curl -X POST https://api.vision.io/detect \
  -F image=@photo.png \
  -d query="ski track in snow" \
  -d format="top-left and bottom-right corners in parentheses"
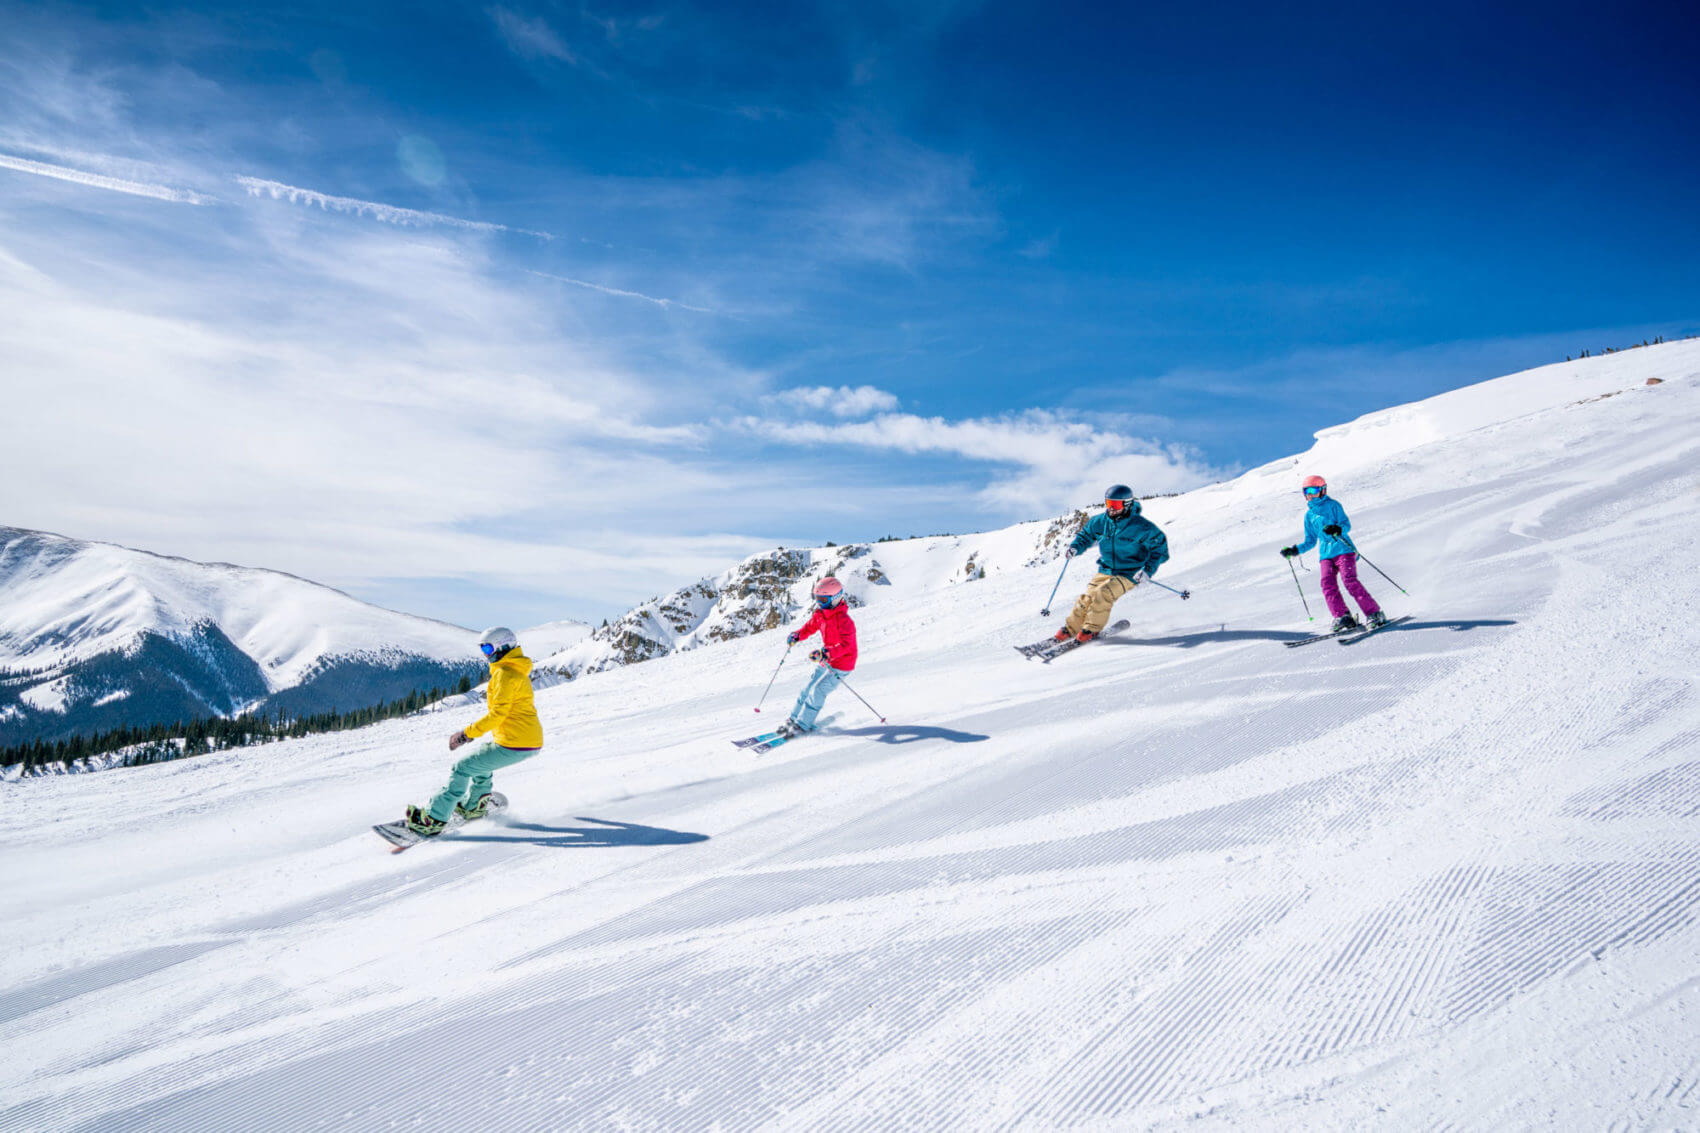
top-left (2, 346), bottom-right (1699, 1130)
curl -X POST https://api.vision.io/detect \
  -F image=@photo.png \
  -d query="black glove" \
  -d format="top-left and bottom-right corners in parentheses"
top-left (810, 648), bottom-right (825, 663)
top-left (1322, 524), bottom-right (1342, 537)
top-left (1280, 546), bottom-right (1299, 558)
top-left (786, 632), bottom-right (800, 646)
top-left (449, 729), bottom-right (470, 751)
top-left (1064, 547), bottom-right (1077, 558)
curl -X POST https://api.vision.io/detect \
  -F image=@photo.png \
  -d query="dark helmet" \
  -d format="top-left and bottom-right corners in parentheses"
top-left (1104, 484), bottom-right (1136, 516)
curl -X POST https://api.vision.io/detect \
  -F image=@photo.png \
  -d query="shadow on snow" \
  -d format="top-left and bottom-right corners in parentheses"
top-left (453, 817), bottom-right (709, 849)
top-left (1338, 618), bottom-right (1516, 643)
top-left (829, 724), bottom-right (990, 745)
top-left (1112, 618), bottom-right (1517, 650)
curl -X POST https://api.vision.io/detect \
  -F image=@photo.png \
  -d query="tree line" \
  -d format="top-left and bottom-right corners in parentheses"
top-left (2, 673), bottom-right (477, 776)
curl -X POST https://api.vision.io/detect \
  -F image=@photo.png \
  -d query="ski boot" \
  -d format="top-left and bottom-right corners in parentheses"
top-left (1365, 610), bottom-right (1389, 629)
top-left (404, 805), bottom-right (446, 837)
top-left (455, 794), bottom-right (495, 820)
top-left (777, 718), bottom-right (805, 739)
top-left (1330, 614), bottom-right (1362, 634)
top-left (1075, 629), bottom-right (1098, 643)
top-left (1052, 628), bottom-right (1072, 643)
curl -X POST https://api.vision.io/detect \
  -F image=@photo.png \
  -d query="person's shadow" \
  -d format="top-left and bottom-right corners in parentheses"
top-left (454, 817), bottom-right (709, 848)
top-left (1338, 618), bottom-right (1515, 644)
top-left (831, 724), bottom-right (989, 745)
top-left (1109, 628), bottom-right (1315, 648)
top-left (1111, 618), bottom-right (1517, 649)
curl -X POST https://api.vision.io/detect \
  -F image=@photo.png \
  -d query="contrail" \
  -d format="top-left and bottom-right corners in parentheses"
top-left (527, 269), bottom-right (714, 313)
top-left (0, 152), bottom-right (212, 204)
top-left (237, 176), bottom-right (552, 239)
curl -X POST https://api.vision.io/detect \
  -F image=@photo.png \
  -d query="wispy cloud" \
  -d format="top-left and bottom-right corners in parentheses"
top-left (734, 409), bottom-right (1221, 514)
top-left (526, 269), bottom-right (715, 313)
top-left (0, 151), bottom-right (212, 204)
top-left (766, 385), bottom-right (899, 417)
top-left (488, 7), bottom-right (578, 64)
top-left (236, 176), bottom-right (552, 239)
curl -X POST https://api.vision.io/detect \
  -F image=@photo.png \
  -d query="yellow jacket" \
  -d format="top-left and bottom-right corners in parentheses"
top-left (465, 650), bottom-right (544, 749)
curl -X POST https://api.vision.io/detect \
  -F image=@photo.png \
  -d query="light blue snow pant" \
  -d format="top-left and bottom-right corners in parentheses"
top-left (428, 741), bottom-right (539, 822)
top-left (789, 665), bottom-right (844, 731)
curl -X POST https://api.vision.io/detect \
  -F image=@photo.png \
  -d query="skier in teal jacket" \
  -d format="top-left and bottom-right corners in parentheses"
top-left (1055, 484), bottom-right (1170, 644)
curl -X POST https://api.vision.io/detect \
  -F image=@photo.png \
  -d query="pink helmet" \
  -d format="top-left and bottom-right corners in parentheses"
top-left (812, 576), bottom-right (844, 606)
top-left (1301, 475), bottom-right (1327, 489)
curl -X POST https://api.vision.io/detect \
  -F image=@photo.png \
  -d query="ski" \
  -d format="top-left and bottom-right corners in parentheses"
top-left (1283, 626), bottom-right (1356, 648)
top-left (373, 792), bottom-right (507, 853)
top-left (1016, 619), bottom-right (1131, 662)
top-left (1337, 614), bottom-right (1412, 644)
top-left (1283, 615), bottom-right (1411, 648)
top-left (732, 732), bottom-right (783, 749)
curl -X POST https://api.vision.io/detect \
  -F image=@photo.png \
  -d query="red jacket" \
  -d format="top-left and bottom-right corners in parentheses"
top-left (795, 603), bottom-right (858, 671)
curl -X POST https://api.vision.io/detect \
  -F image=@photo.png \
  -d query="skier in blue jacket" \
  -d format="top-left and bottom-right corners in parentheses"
top-left (1280, 475), bottom-right (1387, 632)
top-left (1055, 484), bottom-right (1170, 643)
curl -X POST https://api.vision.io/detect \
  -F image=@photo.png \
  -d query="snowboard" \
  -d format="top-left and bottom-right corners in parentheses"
top-left (373, 791), bottom-right (508, 853)
top-left (1016, 619), bottom-right (1131, 662)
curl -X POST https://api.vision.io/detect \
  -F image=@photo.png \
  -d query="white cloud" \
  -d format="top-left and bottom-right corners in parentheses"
top-left (0, 216), bottom-right (724, 618)
top-left (766, 385), bottom-right (900, 417)
top-left (0, 151), bottom-right (212, 204)
top-left (735, 409), bottom-right (1220, 515)
top-left (488, 7), bottom-right (578, 64)
top-left (236, 176), bottom-right (552, 239)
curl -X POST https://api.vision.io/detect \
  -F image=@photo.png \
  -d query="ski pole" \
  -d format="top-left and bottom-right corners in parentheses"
top-left (1146, 578), bottom-right (1192, 600)
top-left (1039, 554), bottom-right (1071, 616)
top-left (1342, 537), bottom-right (1410, 596)
top-left (835, 675), bottom-right (887, 723)
top-left (753, 644), bottom-right (791, 713)
top-left (1286, 556), bottom-right (1314, 621)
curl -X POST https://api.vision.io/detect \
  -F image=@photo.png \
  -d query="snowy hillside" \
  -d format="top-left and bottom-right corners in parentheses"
top-left (518, 618), bottom-right (595, 659)
top-left (0, 529), bottom-right (482, 744)
top-left (2, 341), bottom-right (1698, 1129)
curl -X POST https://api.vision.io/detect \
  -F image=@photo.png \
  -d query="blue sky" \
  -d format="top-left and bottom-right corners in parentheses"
top-left (2, 0), bottom-right (1697, 628)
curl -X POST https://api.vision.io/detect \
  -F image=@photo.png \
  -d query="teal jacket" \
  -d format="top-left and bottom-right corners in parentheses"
top-left (1068, 502), bottom-right (1170, 579)
top-left (1294, 496), bottom-right (1355, 560)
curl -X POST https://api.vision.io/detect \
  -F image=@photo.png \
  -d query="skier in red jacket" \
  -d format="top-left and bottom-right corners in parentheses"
top-left (780, 576), bottom-right (857, 736)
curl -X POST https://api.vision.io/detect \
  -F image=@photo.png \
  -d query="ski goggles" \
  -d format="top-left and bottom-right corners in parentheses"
top-left (1303, 486), bottom-right (1326, 498)
top-left (814, 594), bottom-right (838, 608)
top-left (1105, 498), bottom-right (1130, 513)
top-left (479, 642), bottom-right (500, 657)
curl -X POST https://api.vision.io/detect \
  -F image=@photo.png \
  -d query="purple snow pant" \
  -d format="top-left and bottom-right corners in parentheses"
top-left (1319, 553), bottom-right (1381, 619)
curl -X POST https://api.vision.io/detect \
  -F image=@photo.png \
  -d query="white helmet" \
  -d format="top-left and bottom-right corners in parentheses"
top-left (478, 626), bottom-right (519, 660)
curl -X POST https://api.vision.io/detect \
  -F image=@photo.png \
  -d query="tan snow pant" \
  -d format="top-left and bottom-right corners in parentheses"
top-left (1064, 573), bottom-right (1137, 635)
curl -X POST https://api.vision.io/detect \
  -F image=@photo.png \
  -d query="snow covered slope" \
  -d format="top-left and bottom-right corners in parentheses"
top-left (0, 529), bottom-right (481, 743)
top-left (2, 342), bottom-right (1698, 1129)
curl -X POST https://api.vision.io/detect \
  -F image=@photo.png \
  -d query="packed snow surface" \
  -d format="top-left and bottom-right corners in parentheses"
top-left (2, 344), bottom-right (1698, 1130)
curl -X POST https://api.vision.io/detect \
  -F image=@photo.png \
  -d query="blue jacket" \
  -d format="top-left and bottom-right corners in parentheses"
top-left (1294, 496), bottom-right (1355, 560)
top-left (1069, 501), bottom-right (1169, 579)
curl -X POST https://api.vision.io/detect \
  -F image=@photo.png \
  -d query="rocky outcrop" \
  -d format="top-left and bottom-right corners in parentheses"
top-left (550, 544), bottom-right (889, 678)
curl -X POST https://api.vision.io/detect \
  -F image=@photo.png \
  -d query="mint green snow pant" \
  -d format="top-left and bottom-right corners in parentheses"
top-left (428, 741), bottom-right (539, 822)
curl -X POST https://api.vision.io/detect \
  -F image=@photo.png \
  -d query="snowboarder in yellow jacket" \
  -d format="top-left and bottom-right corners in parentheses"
top-left (405, 626), bottom-right (544, 836)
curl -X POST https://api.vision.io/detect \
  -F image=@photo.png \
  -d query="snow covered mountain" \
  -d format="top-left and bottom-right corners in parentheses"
top-left (516, 618), bottom-right (594, 659)
top-left (544, 516), bottom-right (1083, 677)
top-left (0, 529), bottom-right (483, 744)
top-left (3, 340), bottom-right (1698, 1128)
